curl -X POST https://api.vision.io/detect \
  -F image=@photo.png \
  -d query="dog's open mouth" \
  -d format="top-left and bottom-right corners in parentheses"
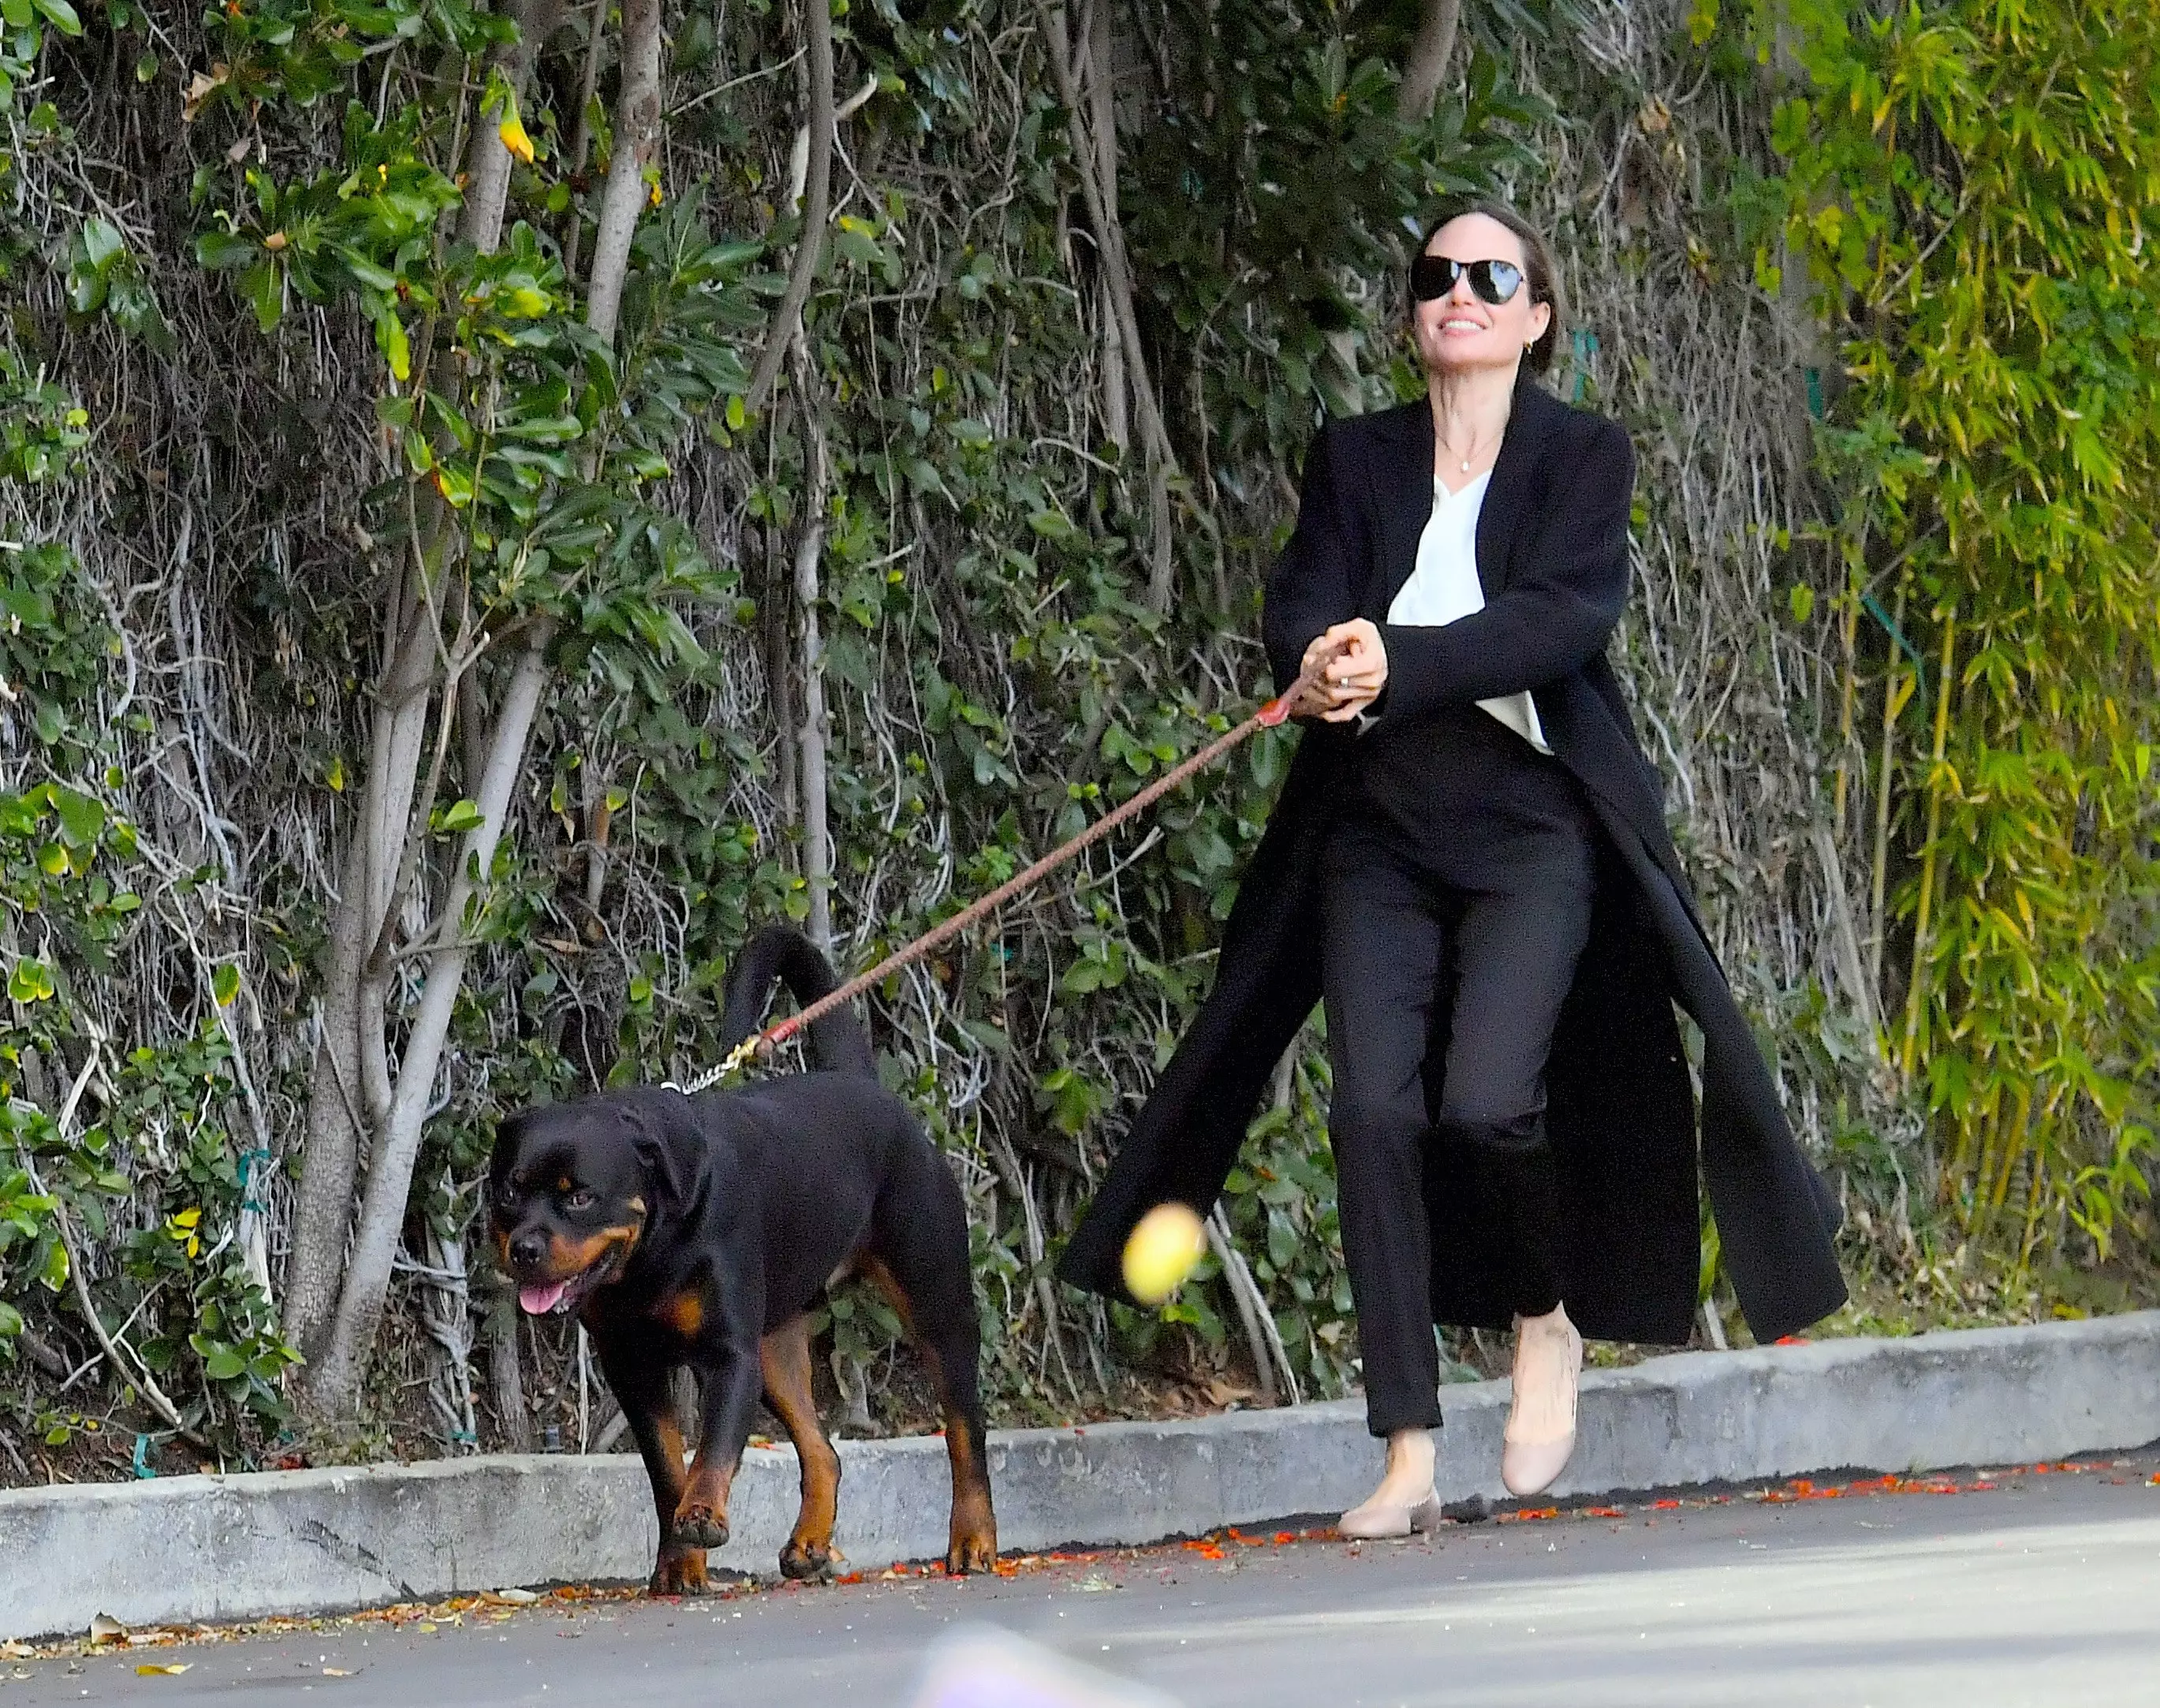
top-left (517, 1274), bottom-right (593, 1315)
top-left (516, 1243), bottom-right (632, 1316)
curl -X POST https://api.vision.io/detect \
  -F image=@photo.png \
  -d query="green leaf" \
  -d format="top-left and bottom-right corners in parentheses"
top-left (51, 787), bottom-right (106, 847)
top-left (1059, 958), bottom-right (1104, 995)
top-left (203, 1344), bottom-right (248, 1381)
top-left (78, 217), bottom-right (124, 274)
top-left (434, 797), bottom-right (484, 835)
top-left (211, 962), bottom-right (241, 1008)
top-left (30, 0), bottom-right (80, 34)
top-left (192, 230), bottom-right (257, 272)
top-left (38, 1238), bottom-right (68, 1291)
top-left (241, 260), bottom-right (282, 333)
top-left (375, 309), bottom-right (411, 383)
top-left (1789, 584), bottom-right (1815, 624)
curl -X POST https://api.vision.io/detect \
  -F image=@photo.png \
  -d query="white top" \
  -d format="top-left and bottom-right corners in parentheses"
top-left (1383, 472), bottom-right (1550, 753)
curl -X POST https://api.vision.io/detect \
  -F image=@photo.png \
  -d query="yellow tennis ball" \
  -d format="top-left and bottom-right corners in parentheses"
top-left (1122, 1202), bottom-right (1207, 1306)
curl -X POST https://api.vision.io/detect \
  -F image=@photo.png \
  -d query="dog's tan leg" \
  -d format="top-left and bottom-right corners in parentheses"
top-left (862, 1256), bottom-right (997, 1574)
top-left (759, 1315), bottom-right (842, 1579)
top-left (603, 1357), bottom-right (708, 1595)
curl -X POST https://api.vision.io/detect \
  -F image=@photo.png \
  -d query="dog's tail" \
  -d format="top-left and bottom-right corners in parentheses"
top-left (718, 925), bottom-right (875, 1076)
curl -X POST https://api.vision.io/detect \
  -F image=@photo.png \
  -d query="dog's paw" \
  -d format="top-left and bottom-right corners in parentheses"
top-left (670, 1502), bottom-right (730, 1552)
top-left (651, 1548), bottom-right (710, 1596)
top-left (778, 1536), bottom-right (834, 1583)
top-left (945, 1523), bottom-right (998, 1576)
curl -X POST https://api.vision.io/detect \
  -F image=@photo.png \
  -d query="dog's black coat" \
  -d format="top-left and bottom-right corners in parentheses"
top-left (489, 927), bottom-right (996, 1591)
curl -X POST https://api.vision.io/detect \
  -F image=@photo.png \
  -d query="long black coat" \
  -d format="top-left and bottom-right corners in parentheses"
top-left (1058, 378), bottom-right (1847, 1347)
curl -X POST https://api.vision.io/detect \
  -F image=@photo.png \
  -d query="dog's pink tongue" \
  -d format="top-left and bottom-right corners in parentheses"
top-left (519, 1281), bottom-right (568, 1315)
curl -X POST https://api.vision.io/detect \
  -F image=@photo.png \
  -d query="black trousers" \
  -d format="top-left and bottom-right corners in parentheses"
top-left (1321, 704), bottom-right (1596, 1437)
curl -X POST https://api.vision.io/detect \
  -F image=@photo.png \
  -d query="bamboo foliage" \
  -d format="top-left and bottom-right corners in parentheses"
top-left (1757, 0), bottom-right (2160, 1266)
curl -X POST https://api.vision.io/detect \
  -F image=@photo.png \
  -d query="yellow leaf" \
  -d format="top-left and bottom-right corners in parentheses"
top-left (173, 1208), bottom-right (202, 1229)
top-left (326, 755), bottom-right (345, 792)
top-left (136, 1663), bottom-right (191, 1675)
top-left (498, 114), bottom-right (535, 165)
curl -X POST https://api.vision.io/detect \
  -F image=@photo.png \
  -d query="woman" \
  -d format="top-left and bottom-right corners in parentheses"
top-left (1059, 200), bottom-right (1846, 1535)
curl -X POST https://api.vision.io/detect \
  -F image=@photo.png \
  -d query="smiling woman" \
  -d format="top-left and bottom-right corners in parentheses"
top-left (1061, 196), bottom-right (1848, 1539)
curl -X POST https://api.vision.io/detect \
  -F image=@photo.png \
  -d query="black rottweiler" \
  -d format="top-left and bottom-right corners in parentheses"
top-left (488, 925), bottom-right (997, 1592)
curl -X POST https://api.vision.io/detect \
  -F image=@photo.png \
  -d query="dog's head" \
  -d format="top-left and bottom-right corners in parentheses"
top-left (487, 1098), bottom-right (670, 1318)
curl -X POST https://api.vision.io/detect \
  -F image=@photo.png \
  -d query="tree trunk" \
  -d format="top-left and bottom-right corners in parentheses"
top-left (283, 93), bottom-right (529, 1369)
top-left (358, 597), bottom-right (439, 1128)
top-left (792, 360), bottom-right (835, 957)
top-left (489, 1302), bottom-right (534, 1451)
top-left (294, 0), bottom-right (670, 1408)
top-left (281, 830), bottom-right (370, 1359)
top-left (1397, 0), bottom-right (1461, 121)
top-left (584, 0), bottom-right (665, 347)
top-left (303, 632), bottom-right (556, 1408)
top-left (762, 526), bottom-right (800, 824)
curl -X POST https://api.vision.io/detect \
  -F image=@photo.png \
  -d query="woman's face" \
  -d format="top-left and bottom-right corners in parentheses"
top-left (1412, 213), bottom-right (1552, 380)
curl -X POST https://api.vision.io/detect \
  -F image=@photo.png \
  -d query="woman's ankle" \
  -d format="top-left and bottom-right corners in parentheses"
top-left (1379, 1426), bottom-right (1435, 1487)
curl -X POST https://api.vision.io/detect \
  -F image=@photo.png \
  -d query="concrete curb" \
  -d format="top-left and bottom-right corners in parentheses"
top-left (3, 1312), bottom-right (2155, 1640)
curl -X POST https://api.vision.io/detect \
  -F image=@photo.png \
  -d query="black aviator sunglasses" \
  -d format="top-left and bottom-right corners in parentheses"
top-left (1410, 254), bottom-right (1526, 307)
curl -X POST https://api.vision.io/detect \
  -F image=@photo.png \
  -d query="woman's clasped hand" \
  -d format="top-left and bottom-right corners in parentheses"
top-left (1299, 617), bottom-right (1387, 722)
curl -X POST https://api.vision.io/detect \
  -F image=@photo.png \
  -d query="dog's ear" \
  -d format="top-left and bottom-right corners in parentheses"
top-left (615, 1098), bottom-right (686, 1210)
top-left (488, 1109), bottom-right (528, 1179)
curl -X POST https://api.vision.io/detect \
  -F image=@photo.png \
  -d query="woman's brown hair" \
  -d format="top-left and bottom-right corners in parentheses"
top-left (1412, 198), bottom-right (1568, 376)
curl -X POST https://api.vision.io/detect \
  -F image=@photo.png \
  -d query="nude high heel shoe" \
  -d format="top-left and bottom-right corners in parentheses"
top-left (1337, 1485), bottom-right (1445, 1539)
top-left (1501, 1304), bottom-right (1582, 1498)
top-left (1338, 1428), bottom-right (1443, 1538)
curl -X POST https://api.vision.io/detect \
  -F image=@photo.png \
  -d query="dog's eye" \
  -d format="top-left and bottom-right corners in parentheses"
top-left (562, 1188), bottom-right (596, 1212)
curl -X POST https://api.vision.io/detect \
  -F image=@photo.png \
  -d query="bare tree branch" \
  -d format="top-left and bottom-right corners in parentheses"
top-left (584, 0), bottom-right (666, 346)
top-left (35, 1050), bottom-right (211, 1449)
top-left (1036, 0), bottom-right (1178, 610)
top-left (462, 0), bottom-right (570, 255)
top-left (1087, 0), bottom-right (1129, 453)
top-left (561, 0), bottom-right (609, 281)
top-left (743, 0), bottom-right (837, 416)
top-left (790, 346), bottom-right (834, 956)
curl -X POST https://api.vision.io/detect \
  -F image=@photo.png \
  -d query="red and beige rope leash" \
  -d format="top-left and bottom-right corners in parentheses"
top-left (669, 642), bottom-right (1346, 1097)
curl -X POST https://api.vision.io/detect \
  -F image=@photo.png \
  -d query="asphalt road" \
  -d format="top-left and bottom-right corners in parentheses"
top-left (6, 1457), bottom-right (2154, 1707)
